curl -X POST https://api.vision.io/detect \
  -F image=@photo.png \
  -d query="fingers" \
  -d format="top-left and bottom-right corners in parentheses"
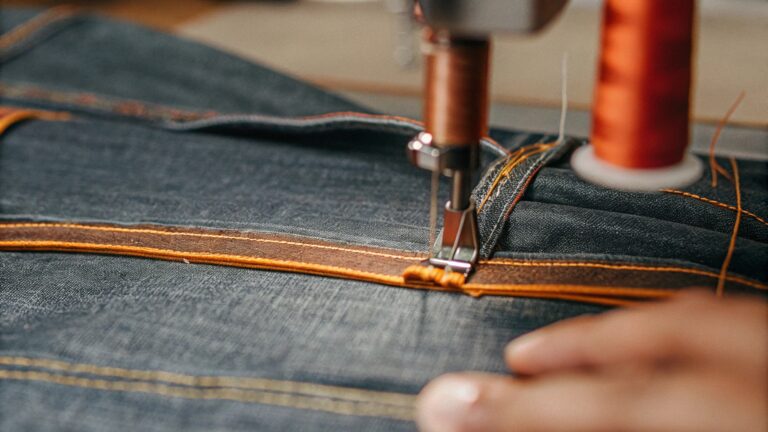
top-left (417, 369), bottom-right (767, 432)
top-left (505, 291), bottom-right (767, 376)
top-left (418, 372), bottom-right (629, 432)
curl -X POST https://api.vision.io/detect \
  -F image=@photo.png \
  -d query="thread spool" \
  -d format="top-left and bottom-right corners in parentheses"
top-left (572, 0), bottom-right (702, 191)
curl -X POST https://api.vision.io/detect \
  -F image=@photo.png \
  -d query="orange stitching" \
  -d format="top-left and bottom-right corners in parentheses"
top-left (0, 370), bottom-right (415, 420)
top-left (481, 259), bottom-right (767, 291)
top-left (0, 223), bottom-right (424, 261)
top-left (661, 189), bottom-right (767, 227)
top-left (0, 109), bottom-right (71, 134)
top-left (0, 239), bottom-right (408, 284)
top-left (0, 240), bottom-right (673, 305)
top-left (717, 158), bottom-right (742, 296)
top-left (477, 142), bottom-right (555, 212)
top-left (402, 264), bottom-right (465, 288)
top-left (1, 222), bottom-right (765, 291)
top-left (506, 294), bottom-right (639, 307)
top-left (0, 6), bottom-right (76, 50)
top-left (463, 283), bottom-right (673, 299)
top-left (0, 356), bottom-right (414, 406)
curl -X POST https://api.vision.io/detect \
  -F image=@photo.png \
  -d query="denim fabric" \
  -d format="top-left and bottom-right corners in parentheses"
top-left (0, 9), bottom-right (361, 116)
top-left (1, 8), bottom-right (766, 432)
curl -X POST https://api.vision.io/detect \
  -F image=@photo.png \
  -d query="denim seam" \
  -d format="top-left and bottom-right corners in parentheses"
top-left (5, 222), bottom-right (765, 287)
top-left (662, 188), bottom-right (768, 227)
top-left (0, 369), bottom-right (415, 421)
top-left (0, 82), bottom-right (217, 122)
top-left (483, 150), bottom-right (553, 255)
top-left (0, 7), bottom-right (83, 64)
top-left (0, 223), bottom-right (424, 261)
top-left (0, 239), bottom-right (686, 297)
top-left (476, 143), bottom-right (554, 212)
top-left (0, 82), bottom-right (510, 157)
top-left (477, 139), bottom-right (574, 258)
top-left (0, 356), bottom-right (414, 406)
top-left (2, 223), bottom-right (766, 294)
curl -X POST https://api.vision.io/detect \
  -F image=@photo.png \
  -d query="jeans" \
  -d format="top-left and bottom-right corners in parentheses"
top-left (1, 8), bottom-right (766, 431)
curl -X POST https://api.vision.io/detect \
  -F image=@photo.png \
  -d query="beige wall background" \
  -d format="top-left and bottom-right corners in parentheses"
top-left (179, 0), bottom-right (768, 126)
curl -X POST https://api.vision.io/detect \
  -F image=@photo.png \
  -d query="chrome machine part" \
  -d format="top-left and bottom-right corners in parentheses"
top-left (408, 0), bottom-right (569, 278)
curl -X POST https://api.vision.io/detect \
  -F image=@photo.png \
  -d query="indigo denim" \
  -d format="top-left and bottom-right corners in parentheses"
top-left (0, 8), bottom-right (766, 432)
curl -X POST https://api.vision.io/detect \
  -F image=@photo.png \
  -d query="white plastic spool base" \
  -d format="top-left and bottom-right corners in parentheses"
top-left (571, 145), bottom-right (704, 192)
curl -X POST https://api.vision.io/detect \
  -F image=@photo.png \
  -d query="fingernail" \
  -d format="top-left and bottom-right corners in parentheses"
top-left (506, 333), bottom-right (544, 359)
top-left (417, 376), bottom-right (481, 432)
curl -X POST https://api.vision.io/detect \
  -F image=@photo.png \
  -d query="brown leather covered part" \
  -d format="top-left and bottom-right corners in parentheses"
top-left (1, 222), bottom-right (764, 306)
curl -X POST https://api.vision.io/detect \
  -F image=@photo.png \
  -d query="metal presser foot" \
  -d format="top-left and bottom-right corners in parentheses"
top-left (407, 132), bottom-right (479, 279)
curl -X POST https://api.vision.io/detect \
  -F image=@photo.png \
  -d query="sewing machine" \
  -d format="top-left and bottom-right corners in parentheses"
top-left (407, 0), bottom-right (702, 279)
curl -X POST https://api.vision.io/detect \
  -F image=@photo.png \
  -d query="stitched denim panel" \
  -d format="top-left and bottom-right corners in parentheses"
top-left (1, 8), bottom-right (767, 431)
top-left (486, 149), bottom-right (768, 282)
top-left (0, 119), bottom-right (444, 251)
top-left (0, 384), bottom-right (413, 432)
top-left (472, 137), bottom-right (576, 258)
top-left (0, 252), bottom-right (600, 431)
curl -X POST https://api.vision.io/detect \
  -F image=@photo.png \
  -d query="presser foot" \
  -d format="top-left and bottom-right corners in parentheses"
top-left (428, 201), bottom-right (479, 276)
top-left (407, 131), bottom-right (480, 279)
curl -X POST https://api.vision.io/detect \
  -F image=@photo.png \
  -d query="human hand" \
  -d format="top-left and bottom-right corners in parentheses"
top-left (417, 291), bottom-right (767, 432)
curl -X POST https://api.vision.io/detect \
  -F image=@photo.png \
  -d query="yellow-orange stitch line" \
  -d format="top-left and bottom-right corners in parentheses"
top-left (460, 290), bottom-right (649, 307)
top-left (0, 223), bottom-right (425, 261)
top-left (0, 369), bottom-right (415, 421)
top-left (463, 283), bottom-right (673, 299)
top-left (477, 142), bottom-right (555, 212)
top-left (0, 6), bottom-right (76, 50)
top-left (0, 109), bottom-right (71, 134)
top-left (0, 240), bottom-right (408, 285)
top-left (481, 259), bottom-right (767, 291)
top-left (0, 240), bottom-right (684, 303)
top-left (2, 222), bottom-right (766, 291)
top-left (0, 356), bottom-right (414, 406)
top-left (661, 189), bottom-right (767, 227)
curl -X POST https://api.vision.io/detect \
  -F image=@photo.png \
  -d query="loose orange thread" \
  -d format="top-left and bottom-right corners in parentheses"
top-left (708, 91), bottom-right (745, 187)
top-left (402, 264), bottom-right (465, 289)
top-left (717, 158), bottom-right (742, 297)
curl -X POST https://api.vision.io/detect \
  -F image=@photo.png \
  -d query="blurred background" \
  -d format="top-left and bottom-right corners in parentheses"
top-left (5, 0), bottom-right (767, 156)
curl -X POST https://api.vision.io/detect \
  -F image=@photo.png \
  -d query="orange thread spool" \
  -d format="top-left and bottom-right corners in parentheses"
top-left (591, 0), bottom-right (695, 169)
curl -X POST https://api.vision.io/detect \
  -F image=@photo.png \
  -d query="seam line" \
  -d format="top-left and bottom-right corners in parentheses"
top-left (1, 238), bottom-right (765, 292)
top-left (0, 223), bottom-right (424, 261)
top-left (0, 357), bottom-right (413, 406)
top-left (0, 369), bottom-right (414, 421)
top-left (483, 259), bottom-right (766, 290)
top-left (662, 189), bottom-right (768, 227)
top-left (0, 6), bottom-right (75, 50)
top-left (1, 223), bottom-right (766, 290)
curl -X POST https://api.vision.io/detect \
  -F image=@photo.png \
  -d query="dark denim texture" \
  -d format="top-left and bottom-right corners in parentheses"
top-left (1, 8), bottom-right (766, 431)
